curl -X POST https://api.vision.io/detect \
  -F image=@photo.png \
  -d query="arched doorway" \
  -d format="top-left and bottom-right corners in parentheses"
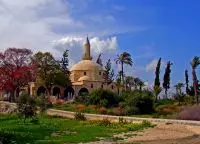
top-left (53, 87), bottom-right (61, 98)
top-left (78, 88), bottom-right (89, 96)
top-left (37, 86), bottom-right (46, 96)
top-left (64, 86), bottom-right (74, 101)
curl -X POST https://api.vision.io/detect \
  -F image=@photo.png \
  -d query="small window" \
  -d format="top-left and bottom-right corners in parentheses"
top-left (111, 85), bottom-right (114, 89)
top-left (101, 85), bottom-right (103, 88)
top-left (99, 72), bottom-right (101, 75)
top-left (84, 72), bottom-right (87, 75)
top-left (91, 84), bottom-right (93, 88)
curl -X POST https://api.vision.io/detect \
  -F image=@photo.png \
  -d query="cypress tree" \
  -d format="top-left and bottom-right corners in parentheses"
top-left (185, 69), bottom-right (189, 94)
top-left (154, 58), bottom-right (161, 87)
top-left (163, 61), bottom-right (173, 99)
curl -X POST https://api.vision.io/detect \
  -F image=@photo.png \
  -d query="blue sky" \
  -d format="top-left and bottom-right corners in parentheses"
top-left (66, 0), bottom-right (200, 85)
top-left (0, 0), bottom-right (200, 87)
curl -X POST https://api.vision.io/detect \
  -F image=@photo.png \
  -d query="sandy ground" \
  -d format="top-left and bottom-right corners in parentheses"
top-left (87, 123), bottom-right (200, 144)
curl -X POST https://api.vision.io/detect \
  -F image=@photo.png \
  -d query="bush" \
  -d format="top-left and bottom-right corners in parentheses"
top-left (155, 104), bottom-right (182, 115)
top-left (17, 93), bottom-right (37, 123)
top-left (99, 118), bottom-right (111, 126)
top-left (74, 112), bottom-right (86, 121)
top-left (0, 130), bottom-right (16, 144)
top-left (88, 88), bottom-right (119, 108)
top-left (76, 104), bottom-right (86, 112)
top-left (74, 94), bottom-right (89, 104)
top-left (119, 117), bottom-right (128, 124)
top-left (178, 105), bottom-right (200, 121)
top-left (155, 99), bottom-right (175, 106)
top-left (99, 107), bottom-right (107, 114)
top-left (142, 120), bottom-right (151, 127)
top-left (36, 94), bottom-right (51, 113)
top-left (120, 90), bottom-right (154, 114)
top-left (110, 107), bottom-right (128, 116)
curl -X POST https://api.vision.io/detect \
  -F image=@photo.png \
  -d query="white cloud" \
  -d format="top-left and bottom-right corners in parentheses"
top-left (146, 58), bottom-right (165, 72)
top-left (146, 59), bottom-right (158, 72)
top-left (52, 36), bottom-right (119, 68)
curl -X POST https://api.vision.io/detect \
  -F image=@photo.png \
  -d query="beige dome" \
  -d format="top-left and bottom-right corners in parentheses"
top-left (70, 60), bottom-right (103, 71)
top-left (78, 76), bottom-right (90, 81)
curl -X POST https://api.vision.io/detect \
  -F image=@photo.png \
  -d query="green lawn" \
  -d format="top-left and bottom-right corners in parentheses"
top-left (0, 114), bottom-right (152, 144)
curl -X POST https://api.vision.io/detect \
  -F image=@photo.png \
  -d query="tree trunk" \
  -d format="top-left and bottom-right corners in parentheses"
top-left (46, 86), bottom-right (52, 96)
top-left (165, 89), bottom-right (168, 99)
top-left (192, 69), bottom-right (198, 104)
top-left (121, 62), bottom-right (124, 85)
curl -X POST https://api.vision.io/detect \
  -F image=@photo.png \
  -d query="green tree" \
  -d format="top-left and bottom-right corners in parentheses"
top-left (17, 93), bottom-right (37, 123)
top-left (133, 77), bottom-right (141, 90)
top-left (153, 86), bottom-right (162, 101)
top-left (154, 58), bottom-right (161, 87)
top-left (32, 52), bottom-right (69, 96)
top-left (125, 76), bottom-right (134, 91)
top-left (103, 59), bottom-right (114, 84)
top-left (174, 82), bottom-right (184, 105)
top-left (153, 58), bottom-right (162, 101)
top-left (163, 61), bottom-right (173, 99)
top-left (96, 53), bottom-right (103, 67)
top-left (191, 56), bottom-right (200, 104)
top-left (185, 69), bottom-right (189, 94)
top-left (60, 49), bottom-right (70, 75)
top-left (116, 71), bottom-right (122, 94)
top-left (115, 52), bottom-right (133, 85)
top-left (138, 79), bottom-right (145, 91)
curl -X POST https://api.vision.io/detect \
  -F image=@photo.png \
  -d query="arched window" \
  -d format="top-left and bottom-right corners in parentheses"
top-left (37, 86), bottom-right (46, 96)
top-left (91, 84), bottom-right (93, 88)
top-left (84, 72), bottom-right (87, 75)
top-left (99, 72), bottom-right (101, 75)
top-left (78, 88), bottom-right (89, 96)
top-left (101, 85), bottom-right (104, 88)
top-left (111, 85), bottom-right (114, 89)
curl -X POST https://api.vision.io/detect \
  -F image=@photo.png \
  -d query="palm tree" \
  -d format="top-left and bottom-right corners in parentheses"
top-left (115, 52), bottom-right (133, 85)
top-left (191, 56), bottom-right (200, 104)
top-left (174, 82), bottom-right (184, 105)
top-left (125, 76), bottom-right (134, 91)
top-left (174, 82), bottom-right (184, 94)
top-left (133, 77), bottom-right (141, 90)
top-left (138, 80), bottom-right (145, 91)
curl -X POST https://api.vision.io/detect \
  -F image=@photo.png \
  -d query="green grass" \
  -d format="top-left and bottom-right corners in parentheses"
top-left (0, 114), bottom-right (152, 144)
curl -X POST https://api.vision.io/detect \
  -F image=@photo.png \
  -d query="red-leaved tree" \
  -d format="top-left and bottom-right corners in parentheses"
top-left (0, 48), bottom-right (36, 101)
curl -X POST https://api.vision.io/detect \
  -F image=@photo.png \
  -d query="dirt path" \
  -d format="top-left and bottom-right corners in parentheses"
top-left (87, 123), bottom-right (200, 144)
top-left (120, 123), bottom-right (200, 144)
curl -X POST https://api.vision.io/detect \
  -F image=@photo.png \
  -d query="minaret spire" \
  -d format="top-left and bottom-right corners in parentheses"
top-left (82, 36), bottom-right (92, 60)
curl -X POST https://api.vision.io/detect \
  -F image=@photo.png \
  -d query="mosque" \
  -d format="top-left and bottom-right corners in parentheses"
top-left (26, 37), bottom-right (122, 100)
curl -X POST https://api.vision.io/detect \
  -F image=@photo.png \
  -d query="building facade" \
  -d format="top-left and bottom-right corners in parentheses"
top-left (2, 37), bottom-right (122, 101)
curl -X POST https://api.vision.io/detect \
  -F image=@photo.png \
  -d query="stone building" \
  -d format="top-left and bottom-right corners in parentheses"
top-left (69, 37), bottom-right (122, 98)
top-left (2, 37), bottom-right (122, 101)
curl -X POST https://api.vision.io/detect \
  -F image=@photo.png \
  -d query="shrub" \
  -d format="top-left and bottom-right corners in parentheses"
top-left (155, 104), bottom-right (182, 115)
top-left (88, 88), bottom-right (119, 108)
top-left (110, 107), bottom-right (128, 116)
top-left (142, 120), bottom-right (151, 127)
top-left (0, 130), bottom-right (16, 144)
top-left (120, 90), bottom-right (154, 114)
top-left (74, 95), bottom-right (89, 104)
top-left (178, 105), bottom-right (200, 121)
top-left (76, 104), bottom-right (86, 112)
top-left (119, 117), bottom-right (128, 124)
top-left (36, 94), bottom-right (51, 113)
top-left (182, 95), bottom-right (194, 105)
top-left (99, 118), bottom-right (111, 126)
top-left (155, 99), bottom-right (175, 106)
top-left (17, 93), bottom-right (37, 123)
top-left (74, 112), bottom-right (86, 121)
top-left (99, 107), bottom-right (107, 114)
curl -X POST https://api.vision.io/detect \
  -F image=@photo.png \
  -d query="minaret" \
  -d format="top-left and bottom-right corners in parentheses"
top-left (82, 36), bottom-right (92, 60)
